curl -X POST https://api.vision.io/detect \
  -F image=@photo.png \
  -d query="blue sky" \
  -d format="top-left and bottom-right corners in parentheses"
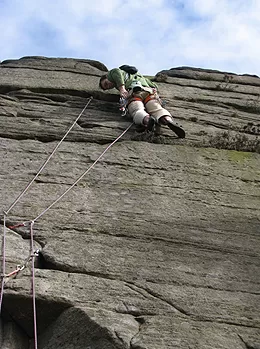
top-left (0, 0), bottom-right (259, 76)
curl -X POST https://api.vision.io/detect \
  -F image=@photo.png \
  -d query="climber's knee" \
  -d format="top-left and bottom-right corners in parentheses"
top-left (128, 101), bottom-right (148, 125)
top-left (133, 110), bottom-right (149, 125)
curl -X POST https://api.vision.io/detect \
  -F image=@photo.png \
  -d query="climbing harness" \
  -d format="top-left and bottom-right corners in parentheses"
top-left (120, 86), bottom-right (162, 116)
top-left (1, 94), bottom-right (133, 348)
top-left (143, 93), bottom-right (157, 105)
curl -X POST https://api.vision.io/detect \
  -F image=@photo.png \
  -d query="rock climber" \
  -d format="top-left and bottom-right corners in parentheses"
top-left (99, 66), bottom-right (185, 138)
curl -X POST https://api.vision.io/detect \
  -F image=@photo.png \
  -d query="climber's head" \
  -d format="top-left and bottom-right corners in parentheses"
top-left (99, 75), bottom-right (115, 90)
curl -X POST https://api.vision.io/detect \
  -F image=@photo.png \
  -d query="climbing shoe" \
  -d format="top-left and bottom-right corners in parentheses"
top-left (167, 120), bottom-right (186, 138)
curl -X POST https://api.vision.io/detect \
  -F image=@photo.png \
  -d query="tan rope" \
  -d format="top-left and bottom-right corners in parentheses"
top-left (33, 123), bottom-right (134, 222)
top-left (0, 213), bottom-right (7, 314)
top-left (30, 221), bottom-right (38, 349)
top-left (5, 97), bottom-right (93, 215)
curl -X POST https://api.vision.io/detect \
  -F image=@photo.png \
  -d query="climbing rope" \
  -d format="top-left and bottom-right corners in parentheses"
top-left (5, 96), bottom-right (93, 215)
top-left (3, 249), bottom-right (39, 284)
top-left (30, 221), bottom-right (38, 349)
top-left (0, 97), bottom-right (93, 343)
top-left (0, 213), bottom-right (7, 314)
top-left (33, 122), bottom-right (134, 222)
top-left (4, 122), bottom-right (133, 225)
top-left (0, 112), bottom-right (134, 344)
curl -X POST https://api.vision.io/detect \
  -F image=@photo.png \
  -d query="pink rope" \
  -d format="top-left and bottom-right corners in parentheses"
top-left (30, 221), bottom-right (38, 349)
top-left (0, 213), bottom-right (7, 314)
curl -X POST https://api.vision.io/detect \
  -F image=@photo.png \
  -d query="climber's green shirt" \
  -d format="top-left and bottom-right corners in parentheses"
top-left (107, 68), bottom-right (158, 90)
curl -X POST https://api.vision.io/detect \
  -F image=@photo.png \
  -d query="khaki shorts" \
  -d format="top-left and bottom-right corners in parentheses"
top-left (127, 90), bottom-right (171, 125)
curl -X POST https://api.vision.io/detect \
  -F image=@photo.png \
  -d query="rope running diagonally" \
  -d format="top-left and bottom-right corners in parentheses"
top-left (5, 96), bottom-right (93, 215)
top-left (0, 121), bottom-right (133, 323)
top-left (0, 97), bottom-right (92, 336)
top-left (32, 122), bottom-right (134, 223)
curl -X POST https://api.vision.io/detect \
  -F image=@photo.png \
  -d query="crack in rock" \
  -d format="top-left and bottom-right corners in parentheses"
top-left (238, 334), bottom-right (260, 349)
top-left (125, 282), bottom-right (189, 317)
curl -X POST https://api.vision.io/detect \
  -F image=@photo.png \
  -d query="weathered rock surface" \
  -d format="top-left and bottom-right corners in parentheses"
top-left (0, 57), bottom-right (259, 348)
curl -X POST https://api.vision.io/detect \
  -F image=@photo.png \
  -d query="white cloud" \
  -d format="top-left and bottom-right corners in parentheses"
top-left (0, 0), bottom-right (259, 76)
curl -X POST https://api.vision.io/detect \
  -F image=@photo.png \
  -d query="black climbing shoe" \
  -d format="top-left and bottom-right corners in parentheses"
top-left (167, 120), bottom-right (186, 138)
